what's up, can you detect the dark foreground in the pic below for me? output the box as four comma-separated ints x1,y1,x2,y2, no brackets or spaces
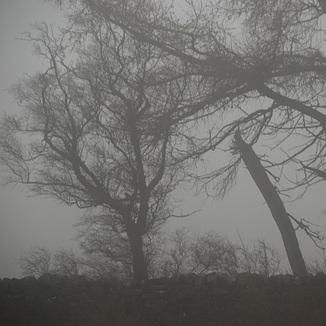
1,273,326,326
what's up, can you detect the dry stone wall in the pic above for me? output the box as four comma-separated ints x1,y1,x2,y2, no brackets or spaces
1,273,326,326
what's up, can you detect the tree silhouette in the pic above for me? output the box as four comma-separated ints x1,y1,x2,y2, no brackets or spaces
0,13,193,282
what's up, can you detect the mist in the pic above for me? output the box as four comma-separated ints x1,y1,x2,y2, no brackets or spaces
0,0,325,279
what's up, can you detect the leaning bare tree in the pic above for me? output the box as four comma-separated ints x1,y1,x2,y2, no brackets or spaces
0,7,195,282
55,0,326,275
234,130,307,275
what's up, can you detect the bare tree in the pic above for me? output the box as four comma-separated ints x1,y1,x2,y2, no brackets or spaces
0,7,194,282
158,227,193,276
190,231,240,275
19,246,53,277
252,240,283,276
53,248,80,276
237,234,285,277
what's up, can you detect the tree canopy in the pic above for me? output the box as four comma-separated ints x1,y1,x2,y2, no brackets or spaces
75,0,326,195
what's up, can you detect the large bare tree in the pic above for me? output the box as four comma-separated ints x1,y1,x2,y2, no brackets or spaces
0,8,196,281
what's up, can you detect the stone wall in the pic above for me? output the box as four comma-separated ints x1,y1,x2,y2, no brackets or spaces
1,273,326,326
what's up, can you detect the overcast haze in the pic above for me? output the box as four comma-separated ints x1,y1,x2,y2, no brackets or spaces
0,0,325,279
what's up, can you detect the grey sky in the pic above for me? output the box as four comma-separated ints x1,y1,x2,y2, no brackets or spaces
0,0,325,279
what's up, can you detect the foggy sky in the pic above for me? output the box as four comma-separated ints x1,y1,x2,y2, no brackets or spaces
0,0,325,279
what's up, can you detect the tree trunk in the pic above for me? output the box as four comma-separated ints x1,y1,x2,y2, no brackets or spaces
128,229,149,283
234,130,308,276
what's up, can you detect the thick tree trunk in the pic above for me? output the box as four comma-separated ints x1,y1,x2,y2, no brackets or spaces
128,229,148,283
234,130,308,276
